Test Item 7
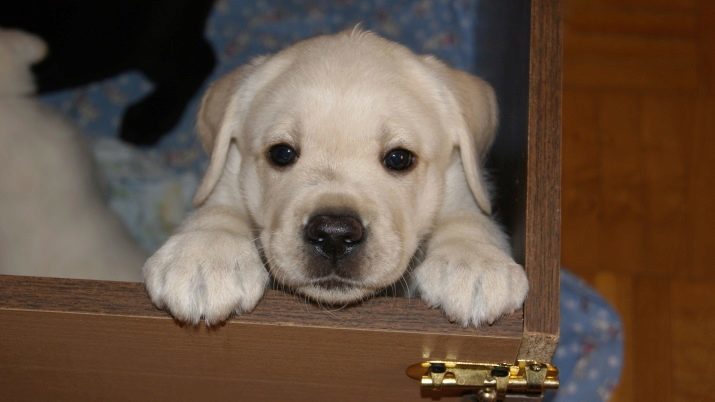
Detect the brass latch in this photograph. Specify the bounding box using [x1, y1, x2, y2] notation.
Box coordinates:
[406, 360, 559, 401]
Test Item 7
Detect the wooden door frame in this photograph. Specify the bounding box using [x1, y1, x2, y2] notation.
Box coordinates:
[522, 0, 561, 362]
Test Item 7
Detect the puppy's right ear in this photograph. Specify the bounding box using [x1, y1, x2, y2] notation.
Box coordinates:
[421, 56, 498, 215]
[193, 57, 268, 206]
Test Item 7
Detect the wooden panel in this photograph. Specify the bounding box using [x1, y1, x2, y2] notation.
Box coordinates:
[596, 92, 646, 274]
[520, 0, 562, 361]
[564, 0, 699, 91]
[565, 1, 697, 37]
[671, 280, 715, 402]
[561, 89, 600, 273]
[0, 311, 516, 402]
[562, 83, 711, 279]
[640, 95, 696, 274]
[581, 0, 696, 11]
[593, 273, 633, 402]
[685, 97, 715, 276]
[591, 275, 715, 402]
[699, 2, 715, 95]
[565, 31, 698, 60]
[631, 277, 673, 402]
[0, 275, 522, 401]
[564, 31, 699, 91]
[562, 0, 715, 399]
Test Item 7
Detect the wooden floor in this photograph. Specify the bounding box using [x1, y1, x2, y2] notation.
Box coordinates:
[561, 0, 715, 401]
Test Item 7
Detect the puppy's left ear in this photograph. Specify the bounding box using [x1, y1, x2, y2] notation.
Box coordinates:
[422, 57, 498, 215]
[193, 57, 268, 206]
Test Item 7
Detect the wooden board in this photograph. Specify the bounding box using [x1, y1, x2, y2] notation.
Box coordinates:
[520, 0, 562, 361]
[561, 0, 715, 400]
[0, 275, 522, 402]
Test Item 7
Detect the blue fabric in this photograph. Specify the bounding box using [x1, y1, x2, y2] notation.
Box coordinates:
[549, 270, 623, 401]
[39, 1, 624, 400]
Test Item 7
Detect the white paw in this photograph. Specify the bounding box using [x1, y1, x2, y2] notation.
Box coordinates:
[414, 244, 528, 327]
[143, 231, 269, 325]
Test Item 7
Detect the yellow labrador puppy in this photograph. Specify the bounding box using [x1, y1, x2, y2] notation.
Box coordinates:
[143, 30, 528, 327]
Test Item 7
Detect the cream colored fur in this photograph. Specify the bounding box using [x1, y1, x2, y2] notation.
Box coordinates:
[0, 28, 146, 281]
[144, 30, 528, 326]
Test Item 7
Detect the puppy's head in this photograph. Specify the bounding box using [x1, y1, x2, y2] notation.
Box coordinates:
[194, 30, 497, 304]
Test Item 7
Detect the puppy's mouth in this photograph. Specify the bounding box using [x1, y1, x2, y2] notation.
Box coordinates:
[291, 275, 376, 304]
[311, 275, 357, 291]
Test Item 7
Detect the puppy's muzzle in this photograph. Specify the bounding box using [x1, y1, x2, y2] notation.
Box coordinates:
[304, 214, 364, 261]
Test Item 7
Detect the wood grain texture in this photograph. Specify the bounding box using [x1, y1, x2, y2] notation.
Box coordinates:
[0, 275, 522, 337]
[593, 272, 633, 402]
[632, 278, 673, 401]
[520, 0, 562, 361]
[0, 275, 523, 402]
[671, 280, 715, 402]
[562, 0, 715, 294]
[0, 310, 520, 402]
[564, 0, 699, 92]
[562, 0, 715, 400]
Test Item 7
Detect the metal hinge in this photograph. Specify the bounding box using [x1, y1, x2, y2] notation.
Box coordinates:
[406, 360, 559, 401]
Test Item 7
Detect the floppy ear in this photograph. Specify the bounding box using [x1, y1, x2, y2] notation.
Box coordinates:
[422, 57, 499, 215]
[193, 57, 268, 206]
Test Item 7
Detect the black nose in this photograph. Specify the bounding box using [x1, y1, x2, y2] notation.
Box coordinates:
[304, 214, 365, 260]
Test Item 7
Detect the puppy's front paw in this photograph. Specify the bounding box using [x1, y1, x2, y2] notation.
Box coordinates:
[414, 244, 528, 327]
[143, 231, 269, 325]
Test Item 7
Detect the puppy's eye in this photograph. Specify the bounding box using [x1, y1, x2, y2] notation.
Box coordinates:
[383, 148, 415, 172]
[268, 143, 298, 167]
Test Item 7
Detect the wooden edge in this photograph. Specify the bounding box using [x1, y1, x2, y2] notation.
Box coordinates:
[521, 0, 562, 360]
[518, 331, 560, 362]
[0, 274, 523, 339]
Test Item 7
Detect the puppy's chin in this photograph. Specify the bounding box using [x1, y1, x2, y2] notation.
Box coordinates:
[295, 281, 375, 305]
